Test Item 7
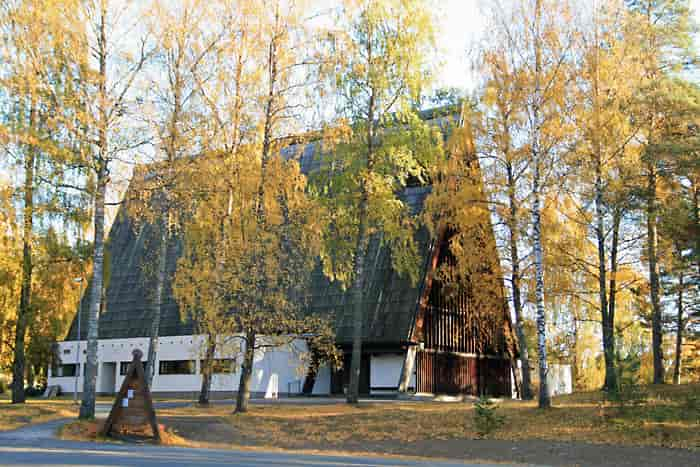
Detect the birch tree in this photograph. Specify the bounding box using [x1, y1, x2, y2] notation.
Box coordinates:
[483, 0, 575, 408]
[170, 0, 339, 412]
[128, 0, 226, 388]
[567, 0, 643, 391]
[72, 0, 152, 420]
[320, 0, 440, 404]
[0, 0, 90, 403]
[476, 10, 535, 398]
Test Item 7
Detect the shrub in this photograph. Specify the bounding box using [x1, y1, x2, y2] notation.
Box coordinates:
[607, 353, 647, 414]
[473, 395, 505, 438]
[0, 377, 7, 395]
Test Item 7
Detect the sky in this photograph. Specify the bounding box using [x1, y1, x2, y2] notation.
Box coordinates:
[435, 0, 700, 91]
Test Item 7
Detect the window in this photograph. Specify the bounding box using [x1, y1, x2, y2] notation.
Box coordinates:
[158, 360, 195, 375]
[55, 364, 79, 377]
[201, 359, 235, 374]
[119, 361, 147, 376]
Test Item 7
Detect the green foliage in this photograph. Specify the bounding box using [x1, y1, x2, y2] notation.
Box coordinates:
[607, 352, 648, 413]
[472, 395, 505, 438]
[313, 0, 442, 287]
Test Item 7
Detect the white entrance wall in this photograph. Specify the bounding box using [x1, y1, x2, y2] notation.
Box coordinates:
[48, 334, 330, 397]
[369, 353, 415, 395]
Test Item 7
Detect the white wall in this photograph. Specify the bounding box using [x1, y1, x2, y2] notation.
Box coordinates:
[48, 334, 315, 397]
[369, 353, 415, 395]
[546, 364, 573, 397]
[311, 365, 331, 395]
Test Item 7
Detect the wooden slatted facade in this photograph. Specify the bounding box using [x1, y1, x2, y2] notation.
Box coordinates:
[412, 233, 513, 397]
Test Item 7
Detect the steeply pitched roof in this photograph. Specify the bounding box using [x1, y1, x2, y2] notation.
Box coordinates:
[66, 142, 434, 346]
[66, 207, 193, 341]
[302, 186, 433, 346]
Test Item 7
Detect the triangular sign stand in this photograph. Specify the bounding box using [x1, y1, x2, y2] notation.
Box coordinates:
[101, 349, 161, 443]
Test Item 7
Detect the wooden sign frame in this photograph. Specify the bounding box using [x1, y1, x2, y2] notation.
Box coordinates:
[101, 349, 161, 443]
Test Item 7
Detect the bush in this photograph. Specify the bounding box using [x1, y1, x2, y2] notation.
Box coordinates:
[607, 353, 647, 414]
[473, 395, 505, 438]
[0, 377, 7, 395]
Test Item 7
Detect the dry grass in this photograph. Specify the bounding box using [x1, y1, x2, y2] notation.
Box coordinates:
[0, 399, 77, 431]
[59, 419, 192, 446]
[158, 383, 700, 451]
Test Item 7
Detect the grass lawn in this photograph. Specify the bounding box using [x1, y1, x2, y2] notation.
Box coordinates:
[58, 383, 700, 455]
[0, 398, 77, 431]
[161, 384, 700, 450]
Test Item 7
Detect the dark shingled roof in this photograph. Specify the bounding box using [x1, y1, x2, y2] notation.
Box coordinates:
[301, 185, 433, 347]
[66, 207, 193, 341]
[66, 140, 436, 347]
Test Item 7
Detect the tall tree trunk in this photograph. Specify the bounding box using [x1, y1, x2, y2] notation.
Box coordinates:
[571, 312, 579, 389]
[11, 113, 35, 404]
[80, 4, 107, 420]
[506, 163, 532, 400]
[531, 0, 550, 409]
[692, 179, 700, 276]
[347, 79, 375, 404]
[237, 11, 277, 413]
[646, 163, 665, 384]
[606, 208, 621, 387]
[26, 364, 35, 389]
[595, 160, 616, 392]
[672, 266, 683, 385]
[146, 216, 169, 388]
[235, 331, 256, 413]
[347, 192, 370, 404]
[80, 167, 105, 419]
[591, 17, 617, 391]
[199, 336, 216, 404]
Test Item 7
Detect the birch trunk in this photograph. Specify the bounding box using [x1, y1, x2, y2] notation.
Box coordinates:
[235, 331, 256, 413]
[146, 216, 169, 388]
[531, 0, 550, 409]
[80, 4, 108, 419]
[347, 192, 370, 403]
[347, 81, 375, 404]
[79, 166, 106, 419]
[236, 10, 277, 413]
[11, 106, 36, 404]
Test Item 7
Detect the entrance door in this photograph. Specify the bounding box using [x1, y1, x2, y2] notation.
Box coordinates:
[100, 362, 116, 394]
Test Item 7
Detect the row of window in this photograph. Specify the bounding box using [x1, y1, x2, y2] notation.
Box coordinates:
[54, 359, 236, 377]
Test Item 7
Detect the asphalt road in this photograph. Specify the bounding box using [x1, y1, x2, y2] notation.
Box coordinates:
[0, 415, 538, 467]
[0, 438, 532, 467]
